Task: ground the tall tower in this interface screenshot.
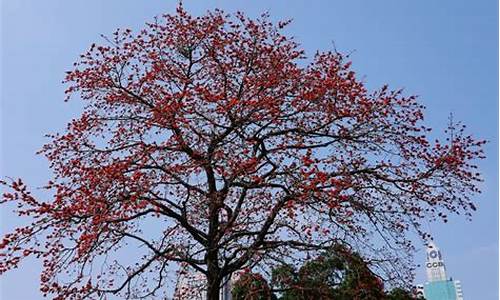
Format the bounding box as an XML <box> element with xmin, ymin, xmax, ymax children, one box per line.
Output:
<box><xmin>426</xmin><ymin>242</ymin><xmax>447</xmax><ymax>282</ymax></box>
<box><xmin>420</xmin><ymin>242</ymin><xmax>464</xmax><ymax>300</ymax></box>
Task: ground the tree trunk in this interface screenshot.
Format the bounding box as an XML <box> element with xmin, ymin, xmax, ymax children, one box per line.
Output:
<box><xmin>206</xmin><ymin>184</ymin><xmax>222</xmax><ymax>300</ymax></box>
<box><xmin>206</xmin><ymin>212</ymin><xmax>221</xmax><ymax>300</ymax></box>
<box><xmin>206</xmin><ymin>240</ymin><xmax>221</xmax><ymax>300</ymax></box>
<box><xmin>206</xmin><ymin>272</ymin><xmax>221</xmax><ymax>300</ymax></box>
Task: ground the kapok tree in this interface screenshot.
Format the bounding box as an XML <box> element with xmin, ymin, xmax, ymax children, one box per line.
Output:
<box><xmin>0</xmin><ymin>5</ymin><xmax>484</xmax><ymax>300</ymax></box>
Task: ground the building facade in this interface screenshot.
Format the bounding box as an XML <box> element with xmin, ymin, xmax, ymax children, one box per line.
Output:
<box><xmin>173</xmin><ymin>265</ymin><xmax>237</xmax><ymax>300</ymax></box>
<box><xmin>419</xmin><ymin>242</ymin><xmax>464</xmax><ymax>300</ymax></box>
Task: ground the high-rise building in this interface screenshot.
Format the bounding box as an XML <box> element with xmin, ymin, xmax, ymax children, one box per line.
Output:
<box><xmin>419</xmin><ymin>242</ymin><xmax>464</xmax><ymax>300</ymax></box>
<box><xmin>173</xmin><ymin>265</ymin><xmax>237</xmax><ymax>300</ymax></box>
<box><xmin>173</xmin><ymin>267</ymin><xmax>207</xmax><ymax>300</ymax></box>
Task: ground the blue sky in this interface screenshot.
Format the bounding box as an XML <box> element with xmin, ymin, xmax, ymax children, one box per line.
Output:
<box><xmin>1</xmin><ymin>1</ymin><xmax>497</xmax><ymax>299</ymax></box>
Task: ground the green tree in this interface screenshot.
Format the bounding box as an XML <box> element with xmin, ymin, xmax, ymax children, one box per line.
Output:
<box><xmin>386</xmin><ymin>287</ymin><xmax>425</xmax><ymax>300</ymax></box>
<box><xmin>232</xmin><ymin>272</ymin><xmax>277</xmax><ymax>300</ymax></box>
<box><xmin>234</xmin><ymin>248</ymin><xmax>423</xmax><ymax>300</ymax></box>
<box><xmin>273</xmin><ymin>250</ymin><xmax>385</xmax><ymax>300</ymax></box>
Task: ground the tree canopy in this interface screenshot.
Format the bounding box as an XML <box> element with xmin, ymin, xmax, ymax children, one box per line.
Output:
<box><xmin>0</xmin><ymin>4</ymin><xmax>483</xmax><ymax>300</ymax></box>
<box><xmin>232</xmin><ymin>248</ymin><xmax>424</xmax><ymax>300</ymax></box>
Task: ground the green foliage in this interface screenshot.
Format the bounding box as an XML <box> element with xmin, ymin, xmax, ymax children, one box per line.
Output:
<box><xmin>271</xmin><ymin>260</ymin><xmax>337</xmax><ymax>300</ymax></box>
<box><xmin>386</xmin><ymin>287</ymin><xmax>425</xmax><ymax>300</ymax></box>
<box><xmin>233</xmin><ymin>248</ymin><xmax>421</xmax><ymax>300</ymax></box>
<box><xmin>232</xmin><ymin>272</ymin><xmax>276</xmax><ymax>300</ymax></box>
<box><xmin>270</xmin><ymin>248</ymin><xmax>386</xmax><ymax>299</ymax></box>
<box><xmin>386</xmin><ymin>288</ymin><xmax>413</xmax><ymax>299</ymax></box>
<box><xmin>330</xmin><ymin>252</ymin><xmax>385</xmax><ymax>300</ymax></box>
